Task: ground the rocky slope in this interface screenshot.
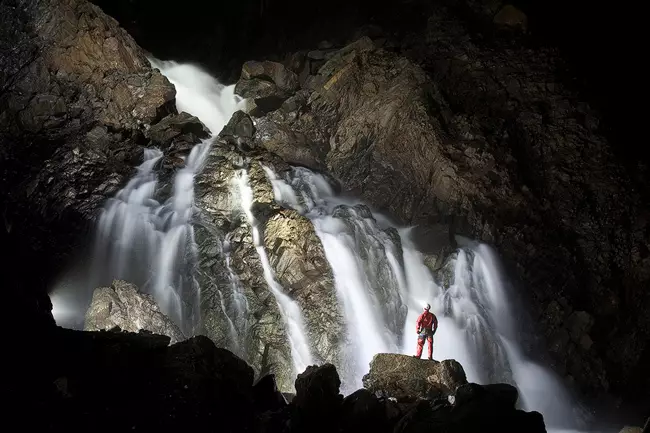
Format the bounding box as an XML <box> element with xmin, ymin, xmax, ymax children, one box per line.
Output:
<box><xmin>13</xmin><ymin>326</ymin><xmax>547</xmax><ymax>433</ymax></box>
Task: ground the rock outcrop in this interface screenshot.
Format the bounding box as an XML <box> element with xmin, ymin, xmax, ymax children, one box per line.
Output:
<box><xmin>363</xmin><ymin>354</ymin><xmax>468</xmax><ymax>401</ymax></box>
<box><xmin>84</xmin><ymin>280</ymin><xmax>185</xmax><ymax>344</ymax></box>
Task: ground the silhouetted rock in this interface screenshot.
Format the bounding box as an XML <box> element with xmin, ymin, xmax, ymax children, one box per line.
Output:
<box><xmin>29</xmin><ymin>328</ymin><xmax>254</xmax><ymax>432</ymax></box>
<box><xmin>340</xmin><ymin>389</ymin><xmax>394</xmax><ymax>433</ymax></box>
<box><xmin>363</xmin><ymin>354</ymin><xmax>467</xmax><ymax>401</ymax></box>
<box><xmin>293</xmin><ymin>363</ymin><xmax>343</xmax><ymax>432</ymax></box>
<box><xmin>253</xmin><ymin>374</ymin><xmax>288</xmax><ymax>414</ymax></box>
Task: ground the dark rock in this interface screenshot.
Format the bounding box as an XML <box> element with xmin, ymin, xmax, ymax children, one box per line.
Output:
<box><xmin>236</xmin><ymin>77</ymin><xmax>279</xmax><ymax>100</ymax></box>
<box><xmin>393</xmin><ymin>387</ymin><xmax>546</xmax><ymax>433</ymax></box>
<box><xmin>454</xmin><ymin>383</ymin><xmax>519</xmax><ymax>409</ymax></box>
<box><xmin>84</xmin><ymin>280</ymin><xmax>185</xmax><ymax>344</ymax></box>
<box><xmin>340</xmin><ymin>389</ymin><xmax>391</xmax><ymax>433</ymax></box>
<box><xmin>145</xmin><ymin>112</ymin><xmax>210</xmax><ymax>149</ymax></box>
<box><xmin>236</xmin><ymin>60</ymin><xmax>300</xmax><ymax>115</ymax></box>
<box><xmin>241</xmin><ymin>60</ymin><xmax>300</xmax><ymax>95</ymax></box>
<box><xmin>493</xmin><ymin>5</ymin><xmax>528</xmax><ymax>32</ymax></box>
<box><xmin>293</xmin><ymin>363</ymin><xmax>343</xmax><ymax>432</ymax></box>
<box><xmin>222</xmin><ymin>110</ymin><xmax>256</xmax><ymax>139</ymax></box>
<box><xmin>254</xmin><ymin>117</ymin><xmax>326</xmax><ymax>170</ymax></box>
<box><xmin>363</xmin><ymin>354</ymin><xmax>467</xmax><ymax>402</ymax></box>
<box><xmin>25</xmin><ymin>328</ymin><xmax>254</xmax><ymax>431</ymax></box>
<box><xmin>253</xmin><ymin>374</ymin><xmax>288</xmax><ymax>414</ymax></box>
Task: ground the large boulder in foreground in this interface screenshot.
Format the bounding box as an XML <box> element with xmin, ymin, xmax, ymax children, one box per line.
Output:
<box><xmin>393</xmin><ymin>383</ymin><xmax>546</xmax><ymax>433</ymax></box>
<box><xmin>84</xmin><ymin>280</ymin><xmax>185</xmax><ymax>344</ymax></box>
<box><xmin>29</xmin><ymin>329</ymin><xmax>255</xmax><ymax>432</ymax></box>
<box><xmin>363</xmin><ymin>354</ymin><xmax>467</xmax><ymax>401</ymax></box>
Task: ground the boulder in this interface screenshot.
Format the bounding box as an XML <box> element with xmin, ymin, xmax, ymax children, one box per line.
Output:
<box><xmin>340</xmin><ymin>389</ymin><xmax>393</xmax><ymax>433</ymax></box>
<box><xmin>253</xmin><ymin>374</ymin><xmax>288</xmax><ymax>414</ymax></box>
<box><xmin>292</xmin><ymin>363</ymin><xmax>343</xmax><ymax>432</ymax></box>
<box><xmin>362</xmin><ymin>354</ymin><xmax>467</xmax><ymax>401</ymax></box>
<box><xmin>393</xmin><ymin>383</ymin><xmax>546</xmax><ymax>433</ymax></box>
<box><xmin>236</xmin><ymin>60</ymin><xmax>300</xmax><ymax>114</ymax></box>
<box><xmin>31</xmin><ymin>327</ymin><xmax>255</xmax><ymax>432</ymax></box>
<box><xmin>84</xmin><ymin>280</ymin><xmax>185</xmax><ymax>344</ymax></box>
<box><xmin>145</xmin><ymin>112</ymin><xmax>210</xmax><ymax>149</ymax></box>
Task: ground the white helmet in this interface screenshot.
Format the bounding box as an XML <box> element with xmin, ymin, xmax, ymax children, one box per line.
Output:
<box><xmin>424</xmin><ymin>303</ymin><xmax>431</xmax><ymax>311</ymax></box>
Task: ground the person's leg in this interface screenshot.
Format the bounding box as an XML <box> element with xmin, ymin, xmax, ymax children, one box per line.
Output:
<box><xmin>427</xmin><ymin>334</ymin><xmax>433</xmax><ymax>360</ymax></box>
<box><xmin>414</xmin><ymin>335</ymin><xmax>425</xmax><ymax>358</ymax></box>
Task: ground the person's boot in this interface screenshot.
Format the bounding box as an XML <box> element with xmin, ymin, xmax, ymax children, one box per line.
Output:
<box><xmin>412</xmin><ymin>355</ymin><xmax>420</xmax><ymax>359</ymax></box>
<box><xmin>427</xmin><ymin>357</ymin><xmax>433</xmax><ymax>360</ymax></box>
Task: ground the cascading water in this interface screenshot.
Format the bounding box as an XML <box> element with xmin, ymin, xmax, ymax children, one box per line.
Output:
<box><xmin>265</xmin><ymin>166</ymin><xmax>408</xmax><ymax>390</ymax></box>
<box><xmin>90</xmin><ymin>59</ymin><xmax>244</xmax><ymax>334</ymax></box>
<box><xmin>233</xmin><ymin>168</ymin><xmax>313</xmax><ymax>375</ymax></box>
<box><xmin>266</xmin><ymin>165</ymin><xmax>585</xmax><ymax>430</ymax></box>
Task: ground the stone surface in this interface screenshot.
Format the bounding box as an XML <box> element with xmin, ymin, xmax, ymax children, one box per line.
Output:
<box><xmin>362</xmin><ymin>353</ymin><xmax>467</xmax><ymax>401</ymax></box>
<box><xmin>84</xmin><ymin>280</ymin><xmax>185</xmax><ymax>344</ymax></box>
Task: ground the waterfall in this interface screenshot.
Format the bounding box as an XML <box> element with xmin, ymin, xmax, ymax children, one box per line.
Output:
<box><xmin>267</xmin><ymin>166</ymin><xmax>583</xmax><ymax>430</ymax></box>
<box><xmin>265</xmin><ymin>166</ymin><xmax>407</xmax><ymax>390</ymax></box>
<box><xmin>233</xmin><ymin>168</ymin><xmax>313</xmax><ymax>376</ymax></box>
<box><xmin>89</xmin><ymin>59</ymin><xmax>243</xmax><ymax>334</ymax></box>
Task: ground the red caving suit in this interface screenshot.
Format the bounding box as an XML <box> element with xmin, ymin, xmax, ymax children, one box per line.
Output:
<box><xmin>415</xmin><ymin>310</ymin><xmax>438</xmax><ymax>359</ymax></box>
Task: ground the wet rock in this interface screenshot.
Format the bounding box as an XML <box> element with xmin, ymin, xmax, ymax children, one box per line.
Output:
<box><xmin>241</xmin><ymin>61</ymin><xmax>300</xmax><ymax>95</ymax></box>
<box><xmin>254</xmin><ymin>117</ymin><xmax>327</xmax><ymax>170</ymax></box>
<box><xmin>84</xmin><ymin>280</ymin><xmax>185</xmax><ymax>344</ymax></box>
<box><xmin>145</xmin><ymin>112</ymin><xmax>210</xmax><ymax>149</ymax></box>
<box><xmin>236</xmin><ymin>61</ymin><xmax>299</xmax><ymax>114</ymax></box>
<box><xmin>219</xmin><ymin>110</ymin><xmax>256</xmax><ymax>151</ymax></box>
<box><xmin>363</xmin><ymin>354</ymin><xmax>467</xmax><ymax>402</ymax></box>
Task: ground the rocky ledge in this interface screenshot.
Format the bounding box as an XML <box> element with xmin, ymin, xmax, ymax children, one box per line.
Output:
<box><xmin>17</xmin><ymin>327</ymin><xmax>546</xmax><ymax>433</ymax></box>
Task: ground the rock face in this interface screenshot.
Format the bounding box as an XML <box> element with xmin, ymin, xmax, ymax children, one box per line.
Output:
<box><xmin>0</xmin><ymin>0</ymin><xmax>176</xmax><ymax>328</ymax></box>
<box><xmin>363</xmin><ymin>354</ymin><xmax>467</xmax><ymax>401</ymax></box>
<box><xmin>84</xmin><ymin>280</ymin><xmax>185</xmax><ymax>344</ymax></box>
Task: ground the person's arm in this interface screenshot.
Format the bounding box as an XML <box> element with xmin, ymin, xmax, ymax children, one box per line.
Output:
<box><xmin>432</xmin><ymin>314</ymin><xmax>438</xmax><ymax>335</ymax></box>
<box><xmin>416</xmin><ymin>313</ymin><xmax>423</xmax><ymax>333</ymax></box>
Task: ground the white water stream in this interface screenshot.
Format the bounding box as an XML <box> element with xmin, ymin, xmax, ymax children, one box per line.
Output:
<box><xmin>233</xmin><ymin>169</ymin><xmax>313</xmax><ymax>375</ymax></box>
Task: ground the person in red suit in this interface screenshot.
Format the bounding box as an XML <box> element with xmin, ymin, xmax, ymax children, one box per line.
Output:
<box><xmin>413</xmin><ymin>303</ymin><xmax>438</xmax><ymax>360</ymax></box>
